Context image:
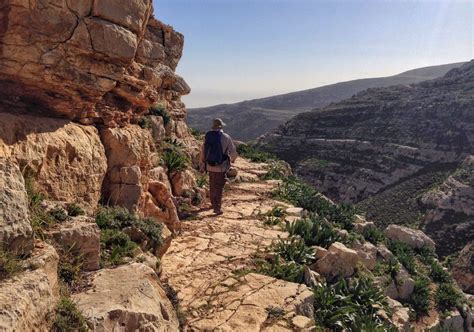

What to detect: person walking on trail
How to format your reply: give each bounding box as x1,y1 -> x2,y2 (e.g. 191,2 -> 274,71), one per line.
200,118 -> 238,215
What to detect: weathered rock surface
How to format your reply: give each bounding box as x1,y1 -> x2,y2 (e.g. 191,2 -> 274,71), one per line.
384,225 -> 436,250
386,298 -> 410,332
312,242 -> 360,280
353,241 -> 377,270
161,158 -> 314,330
258,61 -> 474,255
46,216 -> 101,271
73,263 -> 179,331
422,156 -> 474,256
101,125 -> 154,211
0,242 -> 59,330
0,0 -> 189,127
0,158 -> 34,255
0,113 -> 107,211
382,266 -> 415,301
451,242 -> 474,294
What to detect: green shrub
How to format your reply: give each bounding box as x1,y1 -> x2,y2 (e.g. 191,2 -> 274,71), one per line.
430,261 -> 451,283
100,229 -> 137,267
96,207 -> 163,258
149,104 -> 170,126
52,297 -> 88,332
273,237 -> 315,265
66,203 -> 85,217
264,215 -> 282,226
138,116 -> 153,129
25,177 -> 55,239
363,227 -> 385,245
161,149 -> 189,174
49,207 -> 68,222
313,277 -> 391,331
286,214 -> 340,248
256,256 -> 304,283
387,240 -> 417,275
237,144 -> 275,163
0,249 -> 22,280
436,283 -> 462,312
410,276 -> 431,316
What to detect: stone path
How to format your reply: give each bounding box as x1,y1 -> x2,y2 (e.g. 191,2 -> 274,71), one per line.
161,159 -> 314,331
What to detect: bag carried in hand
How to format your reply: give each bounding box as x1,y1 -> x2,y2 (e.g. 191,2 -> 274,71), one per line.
204,131 -> 229,166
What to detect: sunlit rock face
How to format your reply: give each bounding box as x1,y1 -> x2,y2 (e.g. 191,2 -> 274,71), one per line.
0,0 -> 189,127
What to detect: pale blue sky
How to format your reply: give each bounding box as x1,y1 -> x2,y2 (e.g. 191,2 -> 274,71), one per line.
154,0 -> 474,108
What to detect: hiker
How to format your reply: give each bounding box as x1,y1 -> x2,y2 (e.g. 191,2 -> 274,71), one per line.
200,118 -> 238,215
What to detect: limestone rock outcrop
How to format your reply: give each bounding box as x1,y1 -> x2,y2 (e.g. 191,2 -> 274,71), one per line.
0,242 -> 59,330
0,0 -> 189,127
0,113 -> 107,211
73,263 -> 179,331
384,225 -> 436,251
312,242 -> 360,280
0,158 -> 34,255
46,216 -> 101,271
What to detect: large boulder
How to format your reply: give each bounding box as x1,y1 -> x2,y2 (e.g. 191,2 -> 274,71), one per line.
0,113 -> 107,211
0,158 -> 34,255
384,225 -> 436,250
0,242 -> 59,330
379,266 -> 415,301
73,263 -> 179,331
353,241 -> 377,270
312,242 -> 360,280
0,0 -> 189,127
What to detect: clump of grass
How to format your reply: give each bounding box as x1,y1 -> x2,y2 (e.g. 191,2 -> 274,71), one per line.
149,104 -> 171,126
273,237 -> 315,265
286,214 -> 340,248
100,229 -> 137,267
409,276 -> 431,316
362,226 -> 385,245
52,297 -> 88,332
237,144 -> 275,163
313,277 -> 393,331
0,249 -> 23,280
57,245 -> 84,288
387,240 -> 417,275
435,283 -> 462,313
66,203 -> 85,217
161,149 -> 189,175
430,261 -> 451,283
138,116 -> 153,129
25,176 -> 56,239
255,256 -> 304,283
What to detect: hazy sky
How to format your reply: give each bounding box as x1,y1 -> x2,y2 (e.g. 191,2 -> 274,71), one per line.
154,0 -> 474,108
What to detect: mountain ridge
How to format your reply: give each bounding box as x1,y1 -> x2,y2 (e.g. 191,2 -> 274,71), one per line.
187,62 -> 466,140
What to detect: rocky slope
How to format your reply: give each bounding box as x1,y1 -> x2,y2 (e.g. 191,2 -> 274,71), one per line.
187,62 -> 464,141
258,61 -> 474,259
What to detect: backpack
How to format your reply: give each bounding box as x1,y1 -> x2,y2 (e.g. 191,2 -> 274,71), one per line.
204,131 -> 229,166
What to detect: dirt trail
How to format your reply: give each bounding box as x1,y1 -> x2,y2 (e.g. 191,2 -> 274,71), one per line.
161,158 -> 314,331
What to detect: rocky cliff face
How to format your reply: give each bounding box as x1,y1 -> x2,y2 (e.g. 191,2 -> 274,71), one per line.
258,61 -> 474,256
0,0 -> 189,127
0,1 -> 199,329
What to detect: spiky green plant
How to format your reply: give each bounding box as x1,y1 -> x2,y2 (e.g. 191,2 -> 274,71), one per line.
255,256 -> 304,283
273,237 -> 315,265
435,283 -> 462,313
52,297 -> 88,332
161,149 -> 189,175
149,104 -> 171,126
286,214 -> 340,248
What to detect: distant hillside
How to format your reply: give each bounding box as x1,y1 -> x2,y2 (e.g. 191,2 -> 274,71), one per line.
187,62 -> 465,141
257,60 -> 474,257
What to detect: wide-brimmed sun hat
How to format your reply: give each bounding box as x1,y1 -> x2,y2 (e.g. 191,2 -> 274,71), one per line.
212,118 -> 226,129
